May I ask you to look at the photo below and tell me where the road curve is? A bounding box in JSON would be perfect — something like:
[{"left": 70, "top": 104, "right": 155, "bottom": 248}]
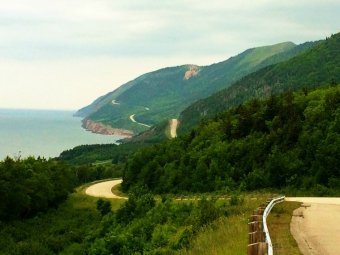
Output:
[
  {"left": 286, "top": 197, "right": 340, "bottom": 255},
  {"left": 129, "top": 114, "right": 151, "bottom": 128},
  {"left": 85, "top": 179, "right": 127, "bottom": 199}
]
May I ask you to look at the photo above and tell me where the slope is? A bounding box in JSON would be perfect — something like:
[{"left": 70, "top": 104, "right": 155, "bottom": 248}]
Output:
[
  {"left": 122, "top": 84, "right": 340, "bottom": 193},
  {"left": 77, "top": 41, "right": 312, "bottom": 135},
  {"left": 178, "top": 33, "right": 339, "bottom": 133}
]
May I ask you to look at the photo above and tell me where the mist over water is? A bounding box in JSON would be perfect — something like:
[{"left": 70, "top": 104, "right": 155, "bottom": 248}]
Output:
[{"left": 0, "top": 109, "right": 123, "bottom": 159}]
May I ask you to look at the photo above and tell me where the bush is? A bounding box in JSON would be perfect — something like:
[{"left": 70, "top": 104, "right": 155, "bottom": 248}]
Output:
[{"left": 96, "top": 199, "right": 112, "bottom": 216}]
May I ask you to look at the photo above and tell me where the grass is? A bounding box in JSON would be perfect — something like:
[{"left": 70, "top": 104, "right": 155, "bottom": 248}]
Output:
[
  {"left": 111, "top": 183, "right": 128, "bottom": 198},
  {"left": 177, "top": 194, "right": 268, "bottom": 255},
  {"left": 267, "top": 201, "right": 302, "bottom": 255}
]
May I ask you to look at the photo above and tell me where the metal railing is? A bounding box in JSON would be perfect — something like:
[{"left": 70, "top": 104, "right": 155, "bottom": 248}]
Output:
[
  {"left": 263, "top": 196, "right": 285, "bottom": 255},
  {"left": 247, "top": 196, "right": 285, "bottom": 255}
]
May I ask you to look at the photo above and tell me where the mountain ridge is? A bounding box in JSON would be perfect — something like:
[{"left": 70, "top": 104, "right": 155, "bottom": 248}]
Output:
[
  {"left": 76, "top": 41, "right": 313, "bottom": 135},
  {"left": 178, "top": 33, "right": 339, "bottom": 133}
]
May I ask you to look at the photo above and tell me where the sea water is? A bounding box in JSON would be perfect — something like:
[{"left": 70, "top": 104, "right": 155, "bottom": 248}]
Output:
[{"left": 0, "top": 109, "right": 123, "bottom": 159}]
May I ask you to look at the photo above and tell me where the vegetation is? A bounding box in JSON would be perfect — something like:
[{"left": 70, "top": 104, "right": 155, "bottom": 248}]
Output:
[
  {"left": 0, "top": 179, "right": 266, "bottom": 255},
  {"left": 85, "top": 188, "right": 266, "bottom": 255},
  {"left": 0, "top": 156, "right": 121, "bottom": 221},
  {"left": 0, "top": 185, "right": 125, "bottom": 255},
  {"left": 122, "top": 85, "right": 340, "bottom": 194},
  {"left": 0, "top": 157, "right": 76, "bottom": 221},
  {"left": 178, "top": 194, "right": 267, "bottom": 255},
  {"left": 124, "top": 120, "right": 171, "bottom": 143},
  {"left": 267, "top": 202, "right": 302, "bottom": 255},
  {"left": 77, "top": 41, "right": 314, "bottom": 133},
  {"left": 58, "top": 143, "right": 148, "bottom": 165},
  {"left": 179, "top": 33, "right": 340, "bottom": 133}
]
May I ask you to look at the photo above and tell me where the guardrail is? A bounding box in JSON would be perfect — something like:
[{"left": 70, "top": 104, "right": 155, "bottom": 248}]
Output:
[{"left": 247, "top": 196, "right": 285, "bottom": 255}]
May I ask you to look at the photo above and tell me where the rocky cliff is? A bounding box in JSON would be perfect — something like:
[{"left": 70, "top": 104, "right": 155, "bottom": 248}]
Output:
[{"left": 82, "top": 119, "right": 133, "bottom": 137}]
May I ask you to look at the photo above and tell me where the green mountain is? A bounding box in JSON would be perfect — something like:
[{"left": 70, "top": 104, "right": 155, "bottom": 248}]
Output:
[
  {"left": 122, "top": 84, "right": 340, "bottom": 193},
  {"left": 77, "top": 41, "right": 316, "bottom": 134},
  {"left": 178, "top": 33, "right": 339, "bottom": 133}
]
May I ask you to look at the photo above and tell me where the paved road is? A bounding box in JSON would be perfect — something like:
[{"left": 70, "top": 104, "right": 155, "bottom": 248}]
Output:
[
  {"left": 85, "top": 179, "right": 127, "bottom": 199},
  {"left": 286, "top": 197, "right": 340, "bottom": 255},
  {"left": 129, "top": 114, "right": 151, "bottom": 127}
]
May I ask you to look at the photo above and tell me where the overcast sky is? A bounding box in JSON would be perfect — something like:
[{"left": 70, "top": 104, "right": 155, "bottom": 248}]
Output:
[{"left": 0, "top": 0, "right": 339, "bottom": 110}]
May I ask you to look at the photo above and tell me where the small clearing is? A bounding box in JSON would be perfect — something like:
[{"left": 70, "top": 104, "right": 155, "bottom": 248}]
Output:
[{"left": 286, "top": 197, "right": 340, "bottom": 255}]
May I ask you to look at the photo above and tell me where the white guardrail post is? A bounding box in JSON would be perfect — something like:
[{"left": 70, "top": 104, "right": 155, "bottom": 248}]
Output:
[{"left": 262, "top": 196, "right": 285, "bottom": 255}]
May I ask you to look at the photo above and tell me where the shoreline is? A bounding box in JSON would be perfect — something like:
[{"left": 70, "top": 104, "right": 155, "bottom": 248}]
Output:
[{"left": 82, "top": 119, "right": 133, "bottom": 138}]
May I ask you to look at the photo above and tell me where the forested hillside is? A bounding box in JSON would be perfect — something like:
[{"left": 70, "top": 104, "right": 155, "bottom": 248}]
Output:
[
  {"left": 179, "top": 33, "right": 340, "bottom": 133},
  {"left": 59, "top": 143, "right": 147, "bottom": 165},
  {"left": 122, "top": 85, "right": 340, "bottom": 194},
  {"left": 0, "top": 157, "right": 76, "bottom": 220},
  {"left": 0, "top": 157, "right": 120, "bottom": 221},
  {"left": 77, "top": 41, "right": 316, "bottom": 134}
]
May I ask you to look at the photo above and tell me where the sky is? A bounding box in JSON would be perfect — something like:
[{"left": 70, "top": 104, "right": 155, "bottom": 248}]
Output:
[{"left": 0, "top": 0, "right": 339, "bottom": 110}]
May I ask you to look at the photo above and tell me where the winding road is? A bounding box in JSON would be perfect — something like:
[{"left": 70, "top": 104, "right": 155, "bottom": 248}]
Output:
[
  {"left": 129, "top": 114, "right": 151, "bottom": 128},
  {"left": 286, "top": 197, "right": 340, "bottom": 255},
  {"left": 85, "top": 179, "right": 127, "bottom": 199}
]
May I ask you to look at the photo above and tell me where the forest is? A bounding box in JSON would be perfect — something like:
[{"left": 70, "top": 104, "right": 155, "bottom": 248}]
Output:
[
  {"left": 122, "top": 84, "right": 340, "bottom": 195},
  {"left": 58, "top": 143, "right": 147, "bottom": 165},
  {"left": 0, "top": 157, "right": 120, "bottom": 221}
]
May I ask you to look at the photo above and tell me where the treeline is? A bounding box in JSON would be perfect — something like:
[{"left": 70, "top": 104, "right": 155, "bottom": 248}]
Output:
[
  {"left": 58, "top": 143, "right": 146, "bottom": 165},
  {"left": 0, "top": 157, "right": 75, "bottom": 220},
  {"left": 122, "top": 85, "right": 340, "bottom": 194},
  {"left": 0, "top": 157, "right": 121, "bottom": 221}
]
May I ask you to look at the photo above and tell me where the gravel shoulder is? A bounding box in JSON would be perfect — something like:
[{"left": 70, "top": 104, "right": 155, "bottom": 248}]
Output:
[
  {"left": 85, "top": 179, "right": 127, "bottom": 199},
  {"left": 286, "top": 197, "right": 340, "bottom": 255}
]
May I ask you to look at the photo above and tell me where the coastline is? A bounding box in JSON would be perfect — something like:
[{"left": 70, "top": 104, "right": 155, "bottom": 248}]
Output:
[{"left": 82, "top": 119, "right": 133, "bottom": 138}]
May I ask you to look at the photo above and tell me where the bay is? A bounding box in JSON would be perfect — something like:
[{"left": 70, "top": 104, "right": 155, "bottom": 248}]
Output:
[{"left": 0, "top": 109, "right": 123, "bottom": 159}]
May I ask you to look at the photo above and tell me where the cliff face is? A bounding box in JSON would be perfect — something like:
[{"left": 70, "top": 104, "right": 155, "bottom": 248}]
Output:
[{"left": 82, "top": 119, "right": 133, "bottom": 137}]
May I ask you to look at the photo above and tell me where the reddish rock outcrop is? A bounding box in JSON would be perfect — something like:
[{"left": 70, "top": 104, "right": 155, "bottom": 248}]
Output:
[
  {"left": 82, "top": 119, "right": 133, "bottom": 137},
  {"left": 184, "top": 65, "right": 200, "bottom": 80}
]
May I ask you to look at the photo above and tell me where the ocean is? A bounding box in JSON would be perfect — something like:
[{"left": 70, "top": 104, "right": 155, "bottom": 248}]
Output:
[{"left": 0, "top": 109, "right": 123, "bottom": 159}]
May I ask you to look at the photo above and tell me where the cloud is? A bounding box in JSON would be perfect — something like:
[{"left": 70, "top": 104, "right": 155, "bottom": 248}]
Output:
[
  {"left": 0, "top": 0, "right": 339, "bottom": 109},
  {"left": 1, "top": 0, "right": 339, "bottom": 60}
]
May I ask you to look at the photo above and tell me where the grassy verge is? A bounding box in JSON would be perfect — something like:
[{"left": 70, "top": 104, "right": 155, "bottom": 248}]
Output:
[
  {"left": 267, "top": 201, "right": 302, "bottom": 255},
  {"left": 111, "top": 183, "right": 127, "bottom": 198},
  {"left": 177, "top": 194, "right": 268, "bottom": 255}
]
